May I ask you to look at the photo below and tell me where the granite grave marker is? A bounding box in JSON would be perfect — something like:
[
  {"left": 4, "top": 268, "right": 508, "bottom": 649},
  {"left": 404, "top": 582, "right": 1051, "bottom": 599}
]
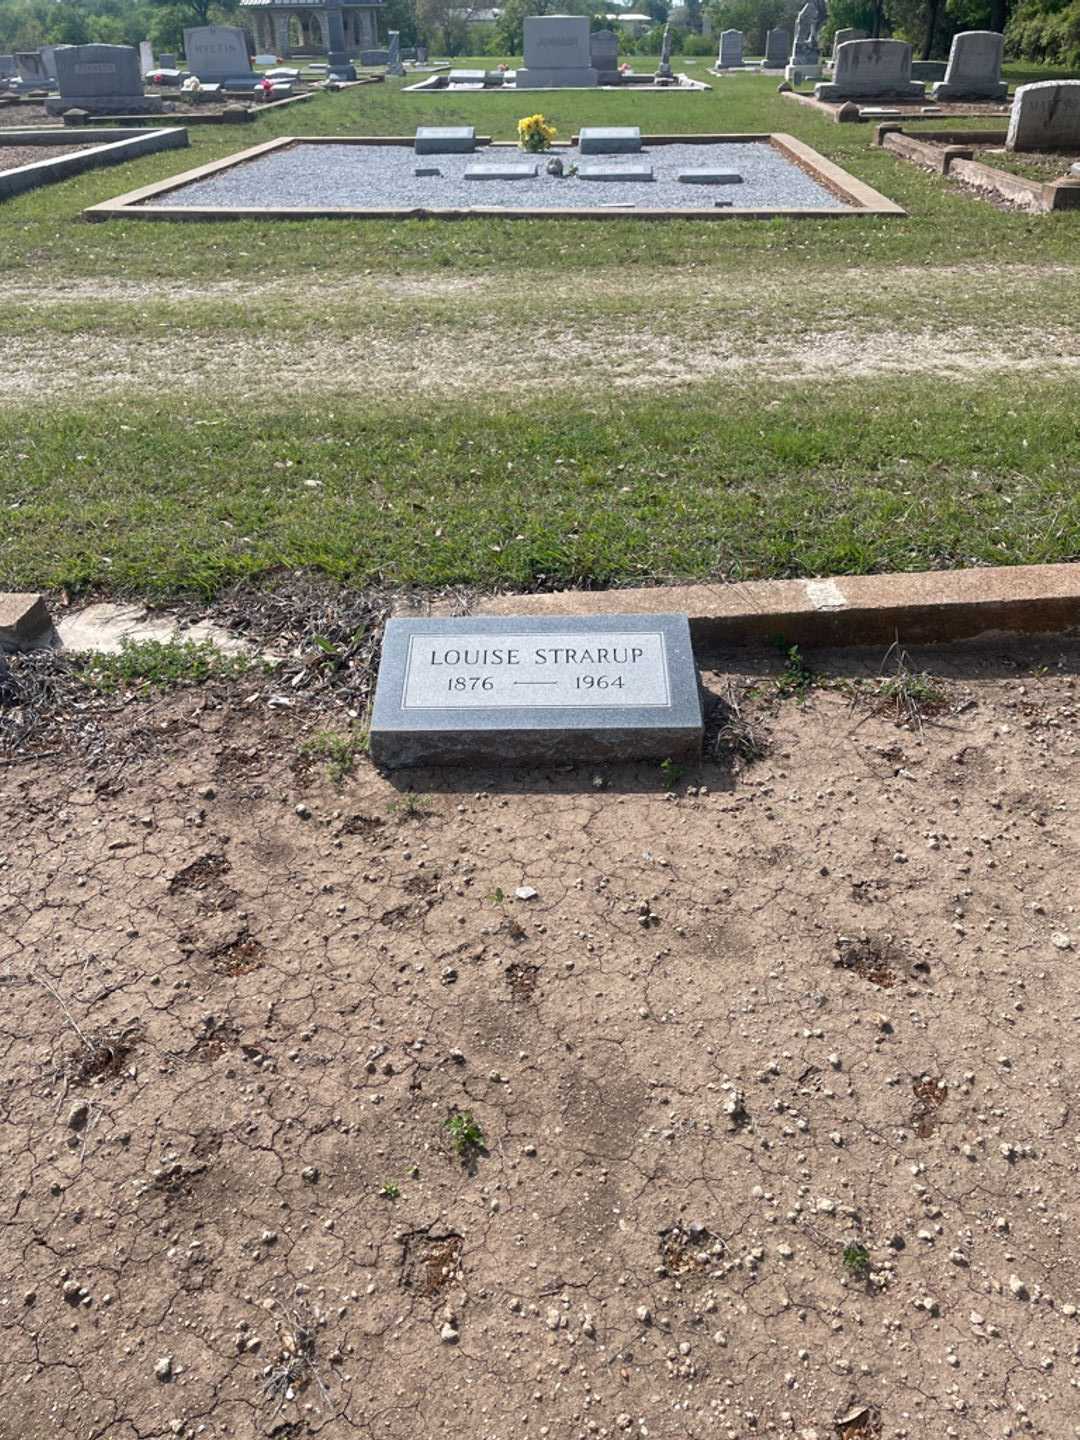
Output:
[
  {"left": 717, "top": 29, "right": 744, "bottom": 66},
  {"left": 1007, "top": 79, "right": 1080, "bottom": 150},
  {"left": 183, "top": 25, "right": 255, "bottom": 82},
  {"left": 370, "top": 614, "right": 703, "bottom": 768},
  {"left": 48, "top": 43, "right": 162, "bottom": 114},
  {"left": 763, "top": 28, "right": 790, "bottom": 66},
  {"left": 517, "top": 14, "right": 598, "bottom": 89},
  {"left": 815, "top": 39, "right": 923, "bottom": 100},
  {"left": 931, "top": 30, "right": 1007, "bottom": 101}
]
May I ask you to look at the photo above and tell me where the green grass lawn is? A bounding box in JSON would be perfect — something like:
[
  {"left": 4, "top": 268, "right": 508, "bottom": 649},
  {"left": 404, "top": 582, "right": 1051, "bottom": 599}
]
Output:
[{"left": 0, "top": 63, "right": 1078, "bottom": 602}]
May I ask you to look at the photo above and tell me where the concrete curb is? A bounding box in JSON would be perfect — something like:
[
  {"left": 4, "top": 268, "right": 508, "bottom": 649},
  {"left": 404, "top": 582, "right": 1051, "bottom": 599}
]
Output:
[{"left": 426, "top": 563, "right": 1080, "bottom": 651}]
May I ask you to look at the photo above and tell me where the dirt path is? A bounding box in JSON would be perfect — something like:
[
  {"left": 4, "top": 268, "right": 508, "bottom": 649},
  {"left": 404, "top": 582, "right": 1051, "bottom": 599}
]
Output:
[{"left": 2, "top": 642, "right": 1079, "bottom": 1439}]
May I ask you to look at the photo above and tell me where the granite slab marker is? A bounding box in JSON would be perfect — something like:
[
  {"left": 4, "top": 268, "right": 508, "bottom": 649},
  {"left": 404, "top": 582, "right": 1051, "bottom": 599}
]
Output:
[{"left": 369, "top": 614, "right": 703, "bottom": 768}]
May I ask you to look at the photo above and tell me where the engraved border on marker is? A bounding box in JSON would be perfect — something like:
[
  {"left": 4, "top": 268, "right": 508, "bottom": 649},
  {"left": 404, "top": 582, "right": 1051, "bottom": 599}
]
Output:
[{"left": 400, "top": 631, "right": 671, "bottom": 710}]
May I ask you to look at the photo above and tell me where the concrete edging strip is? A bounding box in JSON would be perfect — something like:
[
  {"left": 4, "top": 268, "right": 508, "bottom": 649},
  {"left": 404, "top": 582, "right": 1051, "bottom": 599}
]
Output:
[{"left": 431, "top": 563, "right": 1080, "bottom": 651}]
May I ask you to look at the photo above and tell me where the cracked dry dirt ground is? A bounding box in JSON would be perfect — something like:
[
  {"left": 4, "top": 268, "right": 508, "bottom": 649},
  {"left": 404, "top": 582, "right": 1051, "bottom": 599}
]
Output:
[{"left": 2, "top": 645, "right": 1080, "bottom": 1440}]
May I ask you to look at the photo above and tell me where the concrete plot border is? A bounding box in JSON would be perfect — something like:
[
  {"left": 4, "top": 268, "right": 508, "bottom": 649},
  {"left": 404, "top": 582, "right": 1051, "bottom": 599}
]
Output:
[
  {"left": 420, "top": 562, "right": 1080, "bottom": 652},
  {"left": 0, "top": 125, "right": 189, "bottom": 201},
  {"left": 781, "top": 86, "right": 1012, "bottom": 123},
  {"left": 82, "top": 131, "right": 905, "bottom": 221},
  {"left": 875, "top": 123, "right": 1080, "bottom": 211}
]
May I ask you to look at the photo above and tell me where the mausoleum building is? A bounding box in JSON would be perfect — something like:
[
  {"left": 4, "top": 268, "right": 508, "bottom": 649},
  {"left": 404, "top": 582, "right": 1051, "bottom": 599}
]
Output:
[{"left": 238, "top": 0, "right": 381, "bottom": 57}]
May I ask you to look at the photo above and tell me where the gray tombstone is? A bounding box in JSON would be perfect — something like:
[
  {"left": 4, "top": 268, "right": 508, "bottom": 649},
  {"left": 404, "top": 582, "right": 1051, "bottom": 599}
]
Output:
[
  {"left": 1007, "top": 79, "right": 1080, "bottom": 150},
  {"left": 183, "top": 25, "right": 255, "bottom": 82},
  {"left": 657, "top": 21, "right": 673, "bottom": 78},
  {"left": 814, "top": 39, "right": 923, "bottom": 100},
  {"left": 831, "top": 26, "right": 866, "bottom": 59},
  {"left": 763, "top": 29, "right": 790, "bottom": 66},
  {"left": 159, "top": 53, "right": 176, "bottom": 68},
  {"left": 717, "top": 29, "right": 744, "bottom": 66},
  {"left": 516, "top": 14, "right": 598, "bottom": 88},
  {"left": 16, "top": 51, "right": 50, "bottom": 86},
  {"left": 590, "top": 28, "right": 620, "bottom": 82},
  {"left": 387, "top": 30, "right": 405, "bottom": 76},
  {"left": 139, "top": 39, "right": 156, "bottom": 76},
  {"left": 416, "top": 42, "right": 429, "bottom": 63},
  {"left": 369, "top": 614, "right": 704, "bottom": 768},
  {"left": 0, "top": 55, "right": 18, "bottom": 80},
  {"left": 579, "top": 126, "right": 641, "bottom": 153},
  {"left": 47, "top": 43, "right": 162, "bottom": 114},
  {"left": 785, "top": 5, "right": 822, "bottom": 81},
  {"left": 415, "top": 125, "right": 475, "bottom": 153},
  {"left": 40, "top": 45, "right": 66, "bottom": 80},
  {"left": 931, "top": 30, "right": 1007, "bottom": 101},
  {"left": 360, "top": 49, "right": 390, "bottom": 65}
]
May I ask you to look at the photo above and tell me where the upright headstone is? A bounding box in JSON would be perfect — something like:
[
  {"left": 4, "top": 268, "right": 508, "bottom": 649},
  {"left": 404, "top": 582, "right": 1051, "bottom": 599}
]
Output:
[
  {"left": 814, "top": 39, "right": 923, "bottom": 100},
  {"left": 416, "top": 42, "right": 429, "bottom": 63},
  {"left": 931, "top": 30, "right": 1007, "bottom": 101},
  {"left": 386, "top": 30, "right": 406, "bottom": 76},
  {"left": 657, "top": 21, "right": 673, "bottom": 78},
  {"left": 763, "top": 28, "right": 790, "bottom": 66},
  {"left": 46, "top": 43, "right": 162, "bottom": 114},
  {"left": 369, "top": 614, "right": 704, "bottom": 768},
  {"left": 16, "top": 52, "right": 50, "bottom": 87},
  {"left": 139, "top": 39, "right": 156, "bottom": 76},
  {"left": 324, "top": 0, "right": 357, "bottom": 79},
  {"left": 717, "top": 29, "right": 744, "bottom": 66},
  {"left": 159, "top": 52, "right": 176, "bottom": 68},
  {"left": 516, "top": 15, "right": 598, "bottom": 89},
  {"left": 183, "top": 26, "right": 255, "bottom": 82},
  {"left": 831, "top": 26, "right": 866, "bottom": 59},
  {"left": 40, "top": 45, "right": 65, "bottom": 80},
  {"left": 785, "top": 5, "right": 822, "bottom": 82},
  {"left": 590, "top": 28, "right": 620, "bottom": 82},
  {"left": 1006, "top": 79, "right": 1080, "bottom": 150},
  {"left": 0, "top": 54, "right": 19, "bottom": 80}
]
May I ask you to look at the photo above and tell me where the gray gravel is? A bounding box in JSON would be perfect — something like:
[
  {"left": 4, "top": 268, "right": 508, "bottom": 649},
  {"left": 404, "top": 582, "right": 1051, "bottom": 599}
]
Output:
[{"left": 150, "top": 141, "right": 844, "bottom": 211}]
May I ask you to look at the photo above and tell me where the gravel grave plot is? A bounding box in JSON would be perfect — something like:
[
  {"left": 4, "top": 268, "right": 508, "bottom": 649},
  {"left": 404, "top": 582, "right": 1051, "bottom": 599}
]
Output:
[
  {"left": 2, "top": 629, "right": 1080, "bottom": 1439},
  {"left": 0, "top": 143, "right": 97, "bottom": 173},
  {"left": 147, "top": 140, "right": 844, "bottom": 211},
  {"left": 0, "top": 103, "right": 65, "bottom": 130}
]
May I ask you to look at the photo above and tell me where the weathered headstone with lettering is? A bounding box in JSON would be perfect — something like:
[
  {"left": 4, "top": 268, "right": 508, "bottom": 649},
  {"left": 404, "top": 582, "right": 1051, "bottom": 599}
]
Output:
[
  {"left": 763, "top": 29, "right": 790, "bottom": 66},
  {"left": 47, "top": 44, "right": 162, "bottom": 114},
  {"left": 1007, "top": 79, "right": 1080, "bottom": 150},
  {"left": 183, "top": 25, "right": 255, "bottom": 83},
  {"left": 717, "top": 29, "right": 744, "bottom": 66},
  {"left": 516, "top": 15, "right": 598, "bottom": 88},
  {"left": 370, "top": 615, "right": 703, "bottom": 768},
  {"left": 815, "top": 39, "right": 923, "bottom": 100},
  {"left": 931, "top": 31, "right": 1007, "bottom": 101}
]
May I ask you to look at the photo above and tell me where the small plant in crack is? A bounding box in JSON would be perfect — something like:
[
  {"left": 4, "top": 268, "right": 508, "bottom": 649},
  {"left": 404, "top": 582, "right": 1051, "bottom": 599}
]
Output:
[
  {"left": 379, "top": 1180, "right": 401, "bottom": 1200},
  {"left": 659, "top": 757, "right": 683, "bottom": 789},
  {"left": 301, "top": 727, "right": 367, "bottom": 784},
  {"left": 842, "top": 1242, "right": 871, "bottom": 1281},
  {"left": 261, "top": 1299, "right": 331, "bottom": 1417},
  {"left": 388, "top": 792, "right": 432, "bottom": 819},
  {"left": 775, "top": 643, "right": 816, "bottom": 700},
  {"left": 445, "top": 1111, "right": 484, "bottom": 1160},
  {"left": 856, "top": 644, "right": 948, "bottom": 729},
  {"left": 489, "top": 886, "right": 506, "bottom": 905}
]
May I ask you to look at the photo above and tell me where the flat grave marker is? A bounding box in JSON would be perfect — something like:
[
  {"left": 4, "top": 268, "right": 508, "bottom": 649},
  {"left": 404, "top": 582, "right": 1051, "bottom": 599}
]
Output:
[{"left": 369, "top": 614, "right": 703, "bottom": 768}]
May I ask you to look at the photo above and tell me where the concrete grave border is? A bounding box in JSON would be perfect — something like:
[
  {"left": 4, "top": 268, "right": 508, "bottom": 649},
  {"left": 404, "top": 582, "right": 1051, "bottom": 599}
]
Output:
[
  {"left": 0, "top": 125, "right": 188, "bottom": 200},
  {"left": 780, "top": 85, "right": 1011, "bottom": 123},
  {"left": 82, "top": 132, "right": 905, "bottom": 221},
  {"left": 874, "top": 123, "right": 1080, "bottom": 211}
]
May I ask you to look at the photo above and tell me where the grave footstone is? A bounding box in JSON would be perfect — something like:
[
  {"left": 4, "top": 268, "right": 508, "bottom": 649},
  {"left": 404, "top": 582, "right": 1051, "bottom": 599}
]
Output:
[
  {"left": 369, "top": 614, "right": 704, "bottom": 768},
  {"left": 815, "top": 39, "right": 923, "bottom": 100},
  {"left": 1007, "top": 79, "right": 1080, "bottom": 150},
  {"left": 46, "top": 43, "right": 163, "bottom": 114},
  {"left": 717, "top": 29, "right": 744, "bottom": 67},
  {"left": 516, "top": 15, "right": 598, "bottom": 89},
  {"left": 931, "top": 31, "right": 1007, "bottom": 101},
  {"left": 465, "top": 162, "right": 538, "bottom": 179},
  {"left": 183, "top": 25, "right": 256, "bottom": 84},
  {"left": 415, "top": 125, "right": 475, "bottom": 153},
  {"left": 578, "top": 163, "right": 654, "bottom": 180},
  {"left": 678, "top": 169, "right": 743, "bottom": 183},
  {"left": 579, "top": 126, "right": 641, "bottom": 153},
  {"left": 763, "top": 29, "right": 790, "bottom": 67}
]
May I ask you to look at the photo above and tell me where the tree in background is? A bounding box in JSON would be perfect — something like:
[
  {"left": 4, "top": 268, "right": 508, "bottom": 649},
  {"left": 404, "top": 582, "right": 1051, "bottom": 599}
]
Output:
[
  {"left": 147, "top": 0, "right": 240, "bottom": 31},
  {"left": 491, "top": 0, "right": 600, "bottom": 52},
  {"left": 705, "top": 0, "right": 796, "bottom": 52}
]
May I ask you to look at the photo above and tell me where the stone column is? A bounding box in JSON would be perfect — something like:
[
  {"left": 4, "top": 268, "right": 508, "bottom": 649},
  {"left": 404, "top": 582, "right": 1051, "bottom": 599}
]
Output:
[{"left": 272, "top": 11, "right": 291, "bottom": 57}]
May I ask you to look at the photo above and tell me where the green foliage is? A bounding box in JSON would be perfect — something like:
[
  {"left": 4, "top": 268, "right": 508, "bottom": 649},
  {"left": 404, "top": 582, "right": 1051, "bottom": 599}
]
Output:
[
  {"left": 775, "top": 645, "right": 816, "bottom": 700},
  {"left": 0, "top": 0, "right": 239, "bottom": 50},
  {"left": 379, "top": 1180, "right": 401, "bottom": 1199},
  {"left": 842, "top": 1243, "right": 871, "bottom": 1279},
  {"left": 301, "top": 728, "right": 367, "bottom": 784},
  {"left": 660, "top": 757, "right": 684, "bottom": 789},
  {"left": 1007, "top": 0, "right": 1080, "bottom": 64},
  {"left": 445, "top": 1111, "right": 485, "bottom": 1158},
  {"left": 84, "top": 638, "right": 253, "bottom": 693}
]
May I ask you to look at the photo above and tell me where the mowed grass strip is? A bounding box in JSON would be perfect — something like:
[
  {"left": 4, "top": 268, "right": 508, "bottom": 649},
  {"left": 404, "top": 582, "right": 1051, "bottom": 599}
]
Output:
[
  {"left": 0, "top": 65, "right": 1077, "bottom": 285},
  {"left": 1, "top": 376, "right": 1077, "bottom": 598}
]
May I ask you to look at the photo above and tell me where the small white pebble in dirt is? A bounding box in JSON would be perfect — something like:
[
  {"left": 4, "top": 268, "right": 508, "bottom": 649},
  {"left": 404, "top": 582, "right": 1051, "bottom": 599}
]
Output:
[
  {"left": 440, "top": 1323, "right": 459, "bottom": 1344},
  {"left": 1010, "top": 1274, "right": 1029, "bottom": 1299},
  {"left": 828, "top": 1053, "right": 841, "bottom": 1070},
  {"left": 295, "top": 803, "right": 311, "bottom": 819},
  {"left": 545, "top": 1308, "right": 561, "bottom": 1331},
  {"left": 636, "top": 1305, "right": 652, "bottom": 1325},
  {"left": 1051, "top": 932, "right": 1072, "bottom": 950},
  {"left": 515, "top": 886, "right": 538, "bottom": 901},
  {"left": 1061, "top": 1304, "right": 1077, "bottom": 1317},
  {"left": 155, "top": 1356, "right": 173, "bottom": 1382},
  {"left": 970, "top": 1311, "right": 985, "bottom": 1327},
  {"left": 777, "top": 1244, "right": 794, "bottom": 1260}
]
